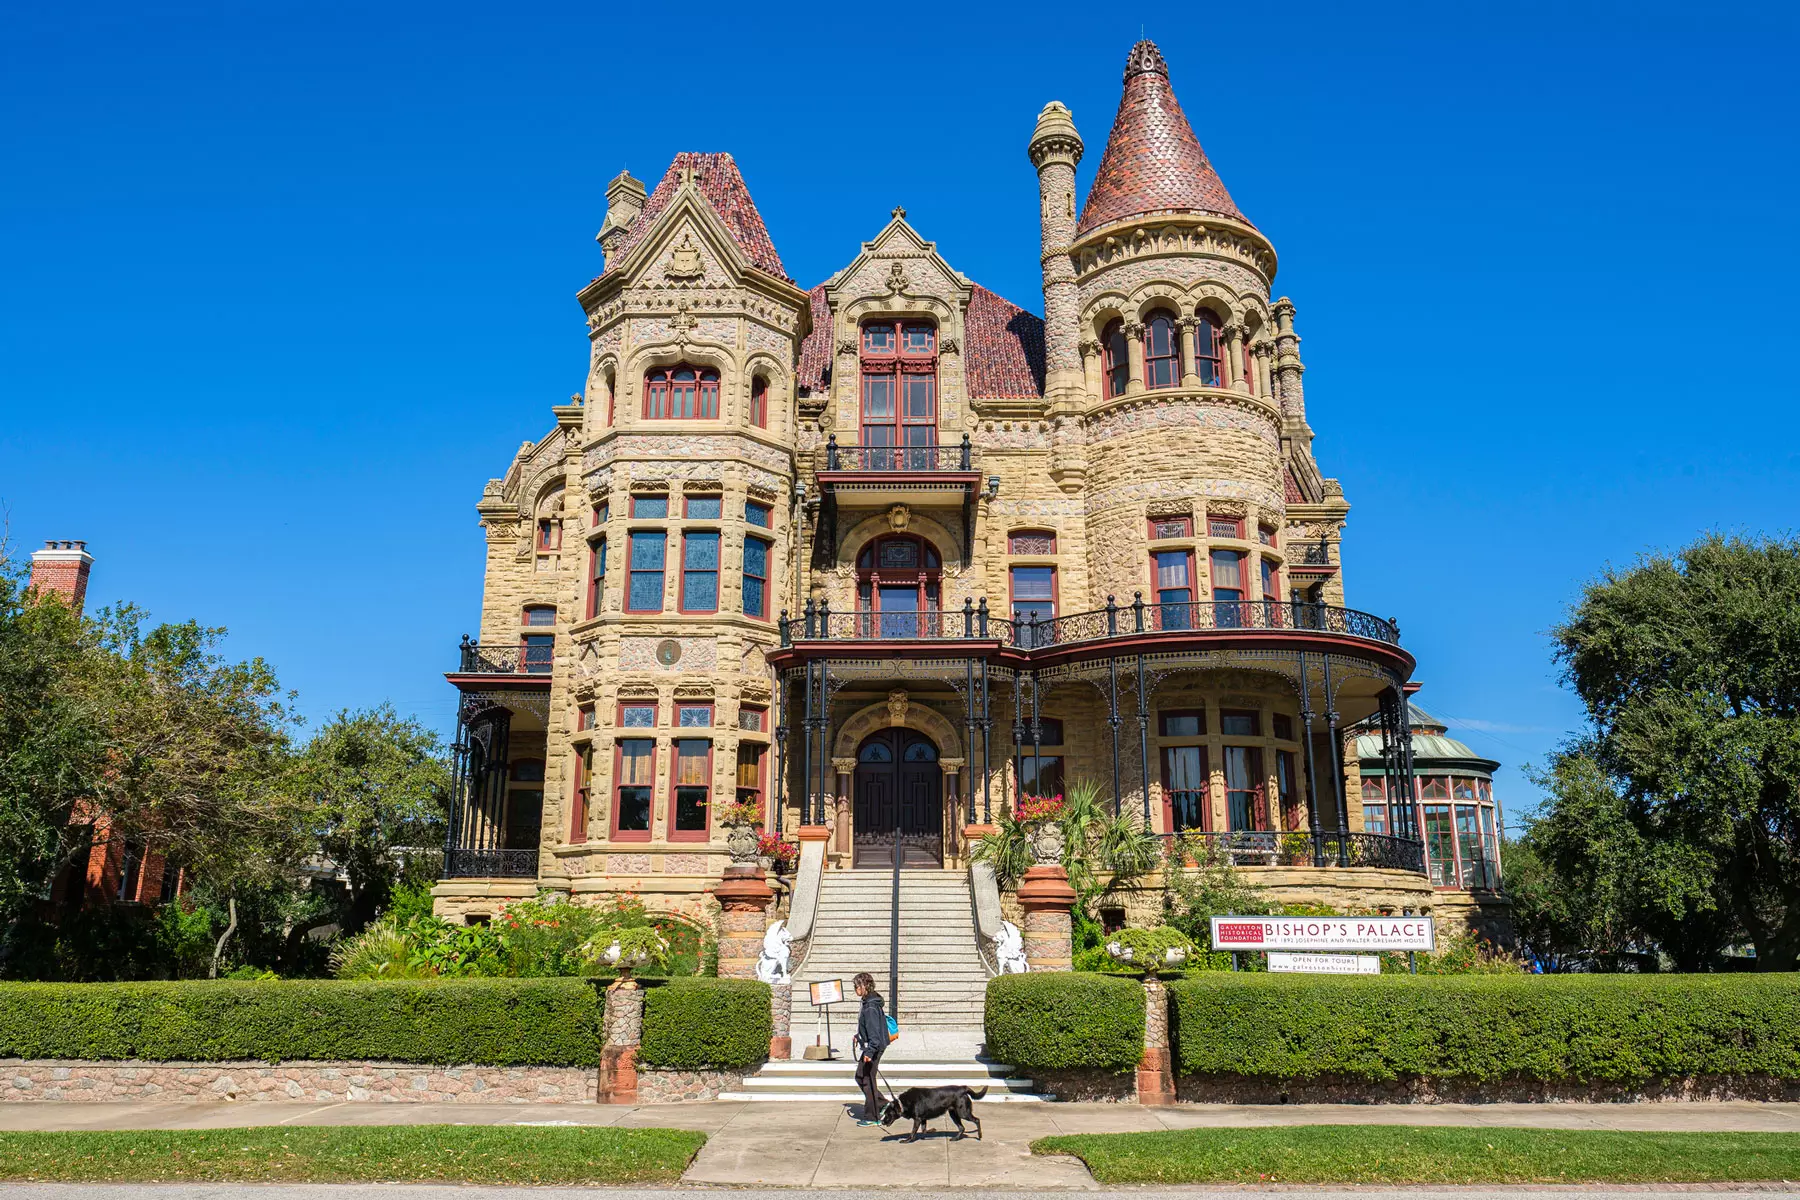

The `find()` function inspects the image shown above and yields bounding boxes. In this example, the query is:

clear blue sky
[4,2,1796,815]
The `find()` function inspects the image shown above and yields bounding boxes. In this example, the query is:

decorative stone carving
[1029,821,1066,865]
[887,689,909,728]
[665,233,704,280]
[991,921,1030,974]
[887,503,911,531]
[725,824,760,864]
[755,919,792,983]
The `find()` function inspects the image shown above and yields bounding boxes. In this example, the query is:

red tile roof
[797,285,832,392]
[964,285,1045,399]
[603,152,790,282]
[1077,41,1250,236]
[1284,463,1305,504]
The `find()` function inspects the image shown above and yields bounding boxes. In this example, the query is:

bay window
[743,536,770,619]
[1153,549,1195,630]
[644,364,720,420]
[613,739,654,840]
[671,738,711,841]
[627,532,667,612]
[681,531,720,612]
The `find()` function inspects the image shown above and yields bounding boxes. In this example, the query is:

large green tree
[286,705,450,934]
[1555,534,1800,970]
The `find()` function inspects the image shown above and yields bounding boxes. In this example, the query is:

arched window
[855,534,943,638]
[1194,312,1223,387]
[860,320,937,462]
[1144,310,1180,389]
[749,375,768,428]
[1102,319,1128,397]
[644,364,720,420]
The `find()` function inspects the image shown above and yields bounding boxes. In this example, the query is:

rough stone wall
[1,1061,596,1104]
[635,1067,747,1103]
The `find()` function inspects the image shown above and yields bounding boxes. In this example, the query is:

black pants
[856,1051,884,1118]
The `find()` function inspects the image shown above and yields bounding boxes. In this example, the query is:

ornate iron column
[965,657,979,826]
[801,658,817,827]
[1298,651,1326,867]
[979,659,993,824]
[1397,690,1419,841]
[1106,595,1122,815]
[1134,592,1151,825]
[774,671,789,834]
[1322,655,1350,868]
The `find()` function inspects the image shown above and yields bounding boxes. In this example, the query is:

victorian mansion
[435,41,1509,938]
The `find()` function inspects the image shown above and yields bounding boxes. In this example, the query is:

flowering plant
[1014,793,1066,824]
[758,832,800,870]
[714,798,762,827]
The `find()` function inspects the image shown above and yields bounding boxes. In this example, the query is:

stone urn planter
[725,823,760,865]
[1028,820,1066,866]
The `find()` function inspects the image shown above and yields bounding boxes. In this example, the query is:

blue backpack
[885,1014,900,1043]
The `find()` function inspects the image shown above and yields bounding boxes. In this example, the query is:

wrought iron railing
[444,848,539,878]
[824,432,975,473]
[1163,829,1426,875]
[778,596,1401,650]
[457,637,553,675]
[1029,596,1400,647]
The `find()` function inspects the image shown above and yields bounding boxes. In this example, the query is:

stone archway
[829,691,966,868]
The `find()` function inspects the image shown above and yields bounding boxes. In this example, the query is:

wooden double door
[852,730,943,868]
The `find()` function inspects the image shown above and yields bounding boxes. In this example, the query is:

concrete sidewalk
[4,1100,1800,1189]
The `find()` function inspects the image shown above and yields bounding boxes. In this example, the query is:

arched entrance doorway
[853,729,942,868]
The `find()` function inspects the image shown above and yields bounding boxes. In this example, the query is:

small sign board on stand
[1269,951,1381,975]
[805,979,845,1060]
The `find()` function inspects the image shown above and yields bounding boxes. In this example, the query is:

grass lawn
[0,1125,707,1184]
[1032,1125,1800,1184]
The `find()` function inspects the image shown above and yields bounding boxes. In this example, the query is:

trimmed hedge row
[639,978,771,1069]
[985,972,1144,1073]
[0,979,602,1066]
[1170,973,1800,1083]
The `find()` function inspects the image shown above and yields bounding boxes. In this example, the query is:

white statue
[992,920,1029,974]
[755,919,792,984]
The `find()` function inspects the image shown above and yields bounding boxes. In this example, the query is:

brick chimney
[28,540,94,612]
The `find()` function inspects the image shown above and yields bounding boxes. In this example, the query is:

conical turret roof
[1077,41,1250,236]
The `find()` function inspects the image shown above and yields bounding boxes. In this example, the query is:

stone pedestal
[1017,864,1077,971]
[770,981,792,1060]
[1136,976,1175,1105]
[598,982,644,1104]
[714,864,776,980]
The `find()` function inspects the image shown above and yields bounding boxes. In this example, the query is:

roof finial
[891,204,906,221]
[1123,39,1167,80]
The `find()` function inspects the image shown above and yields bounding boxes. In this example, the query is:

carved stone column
[1078,338,1102,402]
[714,864,776,980]
[1137,976,1176,1105]
[1123,321,1146,395]
[832,757,855,860]
[598,982,644,1104]
[1177,317,1199,386]
[1223,324,1248,393]
[1028,103,1085,411]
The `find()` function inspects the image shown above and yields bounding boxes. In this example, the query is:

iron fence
[824,432,974,473]
[444,848,539,878]
[1163,829,1426,875]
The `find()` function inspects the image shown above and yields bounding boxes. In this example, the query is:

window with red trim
[671,738,711,840]
[1258,524,1277,547]
[1160,710,1208,832]
[644,364,719,419]
[738,706,766,732]
[680,532,719,613]
[571,747,589,843]
[735,743,767,824]
[627,531,666,612]
[676,702,713,728]
[745,500,772,528]
[1144,310,1179,389]
[538,519,562,551]
[1007,530,1056,555]
[1276,749,1298,830]
[1194,311,1223,386]
[1010,565,1056,646]
[630,494,667,519]
[742,536,770,619]
[860,320,937,452]
[749,376,768,428]
[1261,558,1280,602]
[1147,515,1192,540]
[586,537,606,618]
[685,494,721,519]
[619,702,657,728]
[1208,515,1244,539]
[524,605,556,627]
[593,500,610,526]
[577,704,596,731]
[612,739,654,839]
[1102,319,1128,397]
[1210,550,1246,601]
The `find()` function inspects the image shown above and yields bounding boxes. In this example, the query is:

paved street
[2,1190,1799,1199]
[4,1100,1800,1189]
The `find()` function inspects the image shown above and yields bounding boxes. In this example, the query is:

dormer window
[644,364,720,420]
[860,319,938,459]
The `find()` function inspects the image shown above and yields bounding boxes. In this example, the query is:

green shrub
[639,978,771,1069]
[1169,973,1800,1083]
[0,978,602,1066]
[985,972,1144,1073]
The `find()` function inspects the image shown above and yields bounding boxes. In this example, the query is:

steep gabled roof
[964,286,1045,399]
[604,152,790,282]
[797,285,832,392]
[1077,41,1250,236]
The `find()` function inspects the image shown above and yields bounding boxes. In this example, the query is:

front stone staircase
[718,868,1043,1102]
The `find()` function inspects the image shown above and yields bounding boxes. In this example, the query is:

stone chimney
[1027,101,1084,412]
[596,169,648,261]
[29,540,94,612]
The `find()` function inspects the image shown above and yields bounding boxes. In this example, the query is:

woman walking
[851,971,887,1125]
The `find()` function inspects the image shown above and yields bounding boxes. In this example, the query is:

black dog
[879,1084,987,1141]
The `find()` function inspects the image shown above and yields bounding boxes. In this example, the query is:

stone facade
[435,39,1509,945]
[0,1060,595,1103]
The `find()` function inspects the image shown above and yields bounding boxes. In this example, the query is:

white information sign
[808,979,845,1006]
[1269,952,1381,975]
[1211,916,1435,952]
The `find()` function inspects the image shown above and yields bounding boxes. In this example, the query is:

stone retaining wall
[636,1067,746,1103]
[1029,1067,1136,1102]
[0,1060,596,1104]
